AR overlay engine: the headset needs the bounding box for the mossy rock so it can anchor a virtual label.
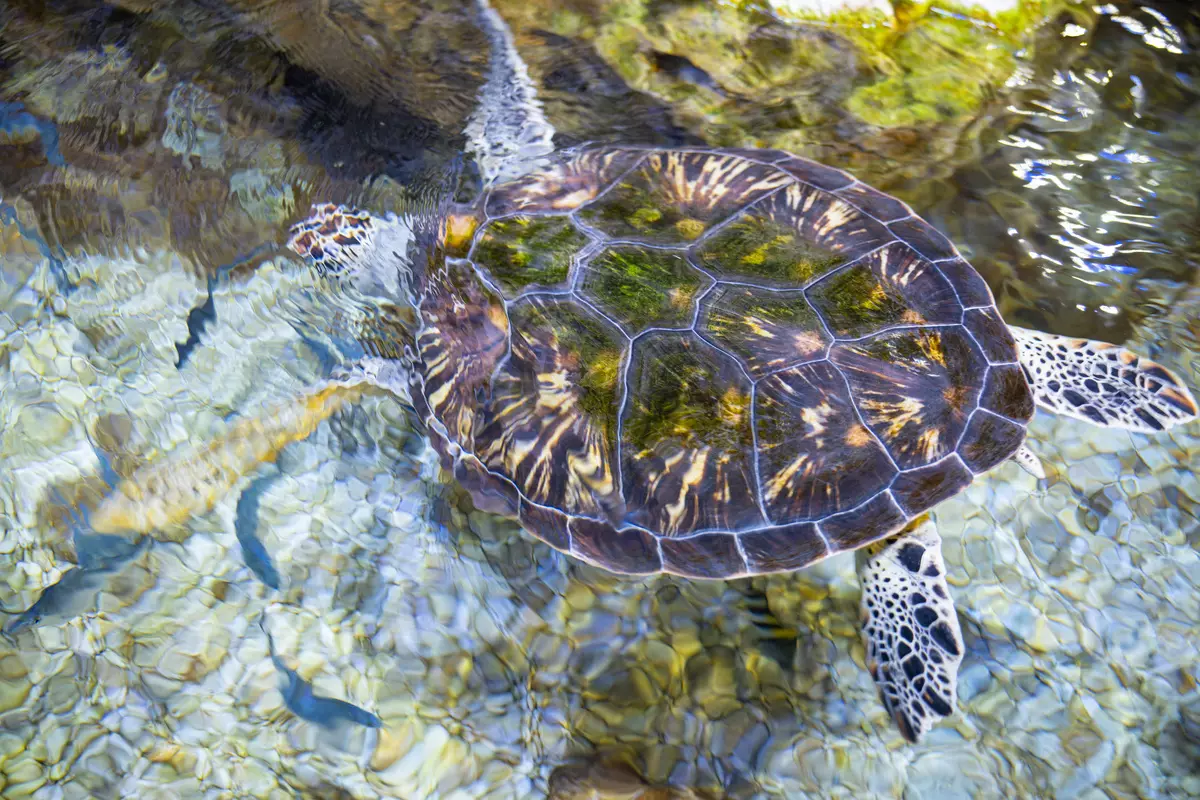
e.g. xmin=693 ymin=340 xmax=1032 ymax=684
xmin=494 ymin=0 xmax=1096 ymax=191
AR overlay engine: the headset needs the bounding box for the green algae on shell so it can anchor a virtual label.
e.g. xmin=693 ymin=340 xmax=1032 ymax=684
xmin=473 ymin=215 xmax=591 ymax=294
xmin=621 ymin=335 xmax=753 ymax=458
xmin=580 ymin=246 xmax=706 ymax=333
xmin=807 ymin=262 xmax=914 ymax=337
xmin=507 ymin=299 xmax=626 ymax=440
xmin=693 ymin=206 xmax=846 ymax=286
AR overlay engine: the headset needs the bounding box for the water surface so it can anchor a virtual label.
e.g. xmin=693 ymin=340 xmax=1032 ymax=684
xmin=0 ymin=1 xmax=1197 ymax=798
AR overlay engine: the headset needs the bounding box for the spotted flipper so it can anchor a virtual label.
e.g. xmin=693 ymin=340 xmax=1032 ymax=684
xmin=857 ymin=519 xmax=962 ymax=743
xmin=1010 ymin=326 xmax=1198 ymax=432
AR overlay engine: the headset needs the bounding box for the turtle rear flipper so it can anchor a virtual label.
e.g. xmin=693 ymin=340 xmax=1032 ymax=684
xmin=857 ymin=519 xmax=963 ymax=742
xmin=1011 ymin=326 xmax=1198 ymax=432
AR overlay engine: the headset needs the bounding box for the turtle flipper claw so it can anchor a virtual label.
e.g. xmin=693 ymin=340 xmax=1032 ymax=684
xmin=1012 ymin=444 xmax=1046 ymax=480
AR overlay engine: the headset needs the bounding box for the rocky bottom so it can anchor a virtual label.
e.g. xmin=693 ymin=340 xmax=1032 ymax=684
xmin=0 ymin=228 xmax=1197 ymax=799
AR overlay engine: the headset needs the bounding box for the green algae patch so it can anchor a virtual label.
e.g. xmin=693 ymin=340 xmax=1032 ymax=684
xmin=843 ymin=14 xmax=1011 ymax=128
xmin=496 ymin=0 xmax=1094 ymax=187
xmin=695 ymin=209 xmax=845 ymax=287
xmin=581 ymin=246 xmax=706 ymax=333
xmin=510 ymin=299 xmax=626 ymax=440
xmin=623 ymin=336 xmax=753 ymax=457
xmin=473 ymin=215 xmax=589 ymax=295
xmin=809 ymin=263 xmax=913 ymax=339
xmin=766 ymin=0 xmax=1093 ymax=130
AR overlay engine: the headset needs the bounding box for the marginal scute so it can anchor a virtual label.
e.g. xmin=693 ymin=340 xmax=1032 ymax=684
xmin=957 ymin=409 xmax=1027 ymax=473
xmin=418 ymin=260 xmax=509 ymax=450
xmin=807 ymin=243 xmax=961 ymax=339
xmin=833 ymin=327 xmax=986 ymax=469
xmin=569 ymin=518 xmax=662 ymax=575
xmin=621 ymin=335 xmax=762 ymax=535
xmin=777 ymin=156 xmax=856 ymax=191
xmin=578 ymin=151 xmax=793 ymax=244
xmin=739 ymin=522 xmax=828 ymax=573
xmin=518 ymin=499 xmax=571 ymax=552
xmin=471 ymin=215 xmax=590 ymax=295
xmin=716 ymin=147 xmax=793 ymax=164
xmin=660 ymin=533 xmax=746 ymax=579
xmin=474 ymin=297 xmax=624 ymax=518
xmin=755 ymin=362 xmax=897 ymax=524
xmin=890 ymin=456 xmax=973 ymax=517
xmin=579 ymin=246 xmax=707 ymax=334
xmin=980 ymin=364 xmax=1036 ymax=423
xmin=835 ymin=182 xmax=912 ymax=223
xmin=964 ymin=307 xmax=1020 ymax=363
xmin=486 ymin=147 xmax=642 ymax=216
xmin=819 ymin=491 xmax=907 ymax=552
xmin=452 ymin=457 xmax=519 ymax=517
xmin=889 ymin=216 xmax=957 ymax=261
xmin=936 ymin=258 xmax=994 ymax=308
xmin=697 ymin=285 xmax=830 ymax=378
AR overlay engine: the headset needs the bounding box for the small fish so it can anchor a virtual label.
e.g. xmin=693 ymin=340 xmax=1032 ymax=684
xmin=73 ymin=532 xmax=143 ymax=571
xmin=3 ymin=568 xmax=106 ymax=634
xmin=2 ymin=476 xmax=148 ymax=635
xmin=234 ymin=471 xmax=283 ymax=590
xmin=3 ymin=537 xmax=147 ymax=634
xmin=90 ymin=379 xmax=368 ymax=537
xmin=742 ymin=587 xmax=798 ymax=669
xmin=274 ymin=662 xmax=383 ymax=730
xmin=651 ymin=52 xmax=731 ymax=98
xmin=175 ymin=278 xmax=216 ymax=368
xmin=262 ymin=622 xmax=381 ymax=730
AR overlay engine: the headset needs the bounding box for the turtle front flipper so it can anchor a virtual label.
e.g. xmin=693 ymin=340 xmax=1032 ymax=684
xmin=1010 ymin=326 xmax=1198 ymax=431
xmin=857 ymin=518 xmax=963 ymax=742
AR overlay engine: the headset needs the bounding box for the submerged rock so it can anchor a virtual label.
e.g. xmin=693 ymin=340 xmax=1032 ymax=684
xmin=492 ymin=0 xmax=1096 ymax=188
xmin=549 ymin=757 xmax=712 ymax=799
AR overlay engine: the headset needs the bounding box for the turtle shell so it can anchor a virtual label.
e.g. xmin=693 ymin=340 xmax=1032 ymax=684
xmin=414 ymin=147 xmax=1034 ymax=578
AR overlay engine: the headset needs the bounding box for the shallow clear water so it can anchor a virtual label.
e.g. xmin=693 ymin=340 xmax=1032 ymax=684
xmin=0 ymin=1 xmax=1197 ymax=798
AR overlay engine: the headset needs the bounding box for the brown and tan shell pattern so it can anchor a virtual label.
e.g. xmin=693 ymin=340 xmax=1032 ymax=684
xmin=414 ymin=147 xmax=1035 ymax=578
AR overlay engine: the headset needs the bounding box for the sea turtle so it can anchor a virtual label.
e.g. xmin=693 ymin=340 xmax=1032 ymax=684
xmin=278 ymin=1 xmax=1199 ymax=743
